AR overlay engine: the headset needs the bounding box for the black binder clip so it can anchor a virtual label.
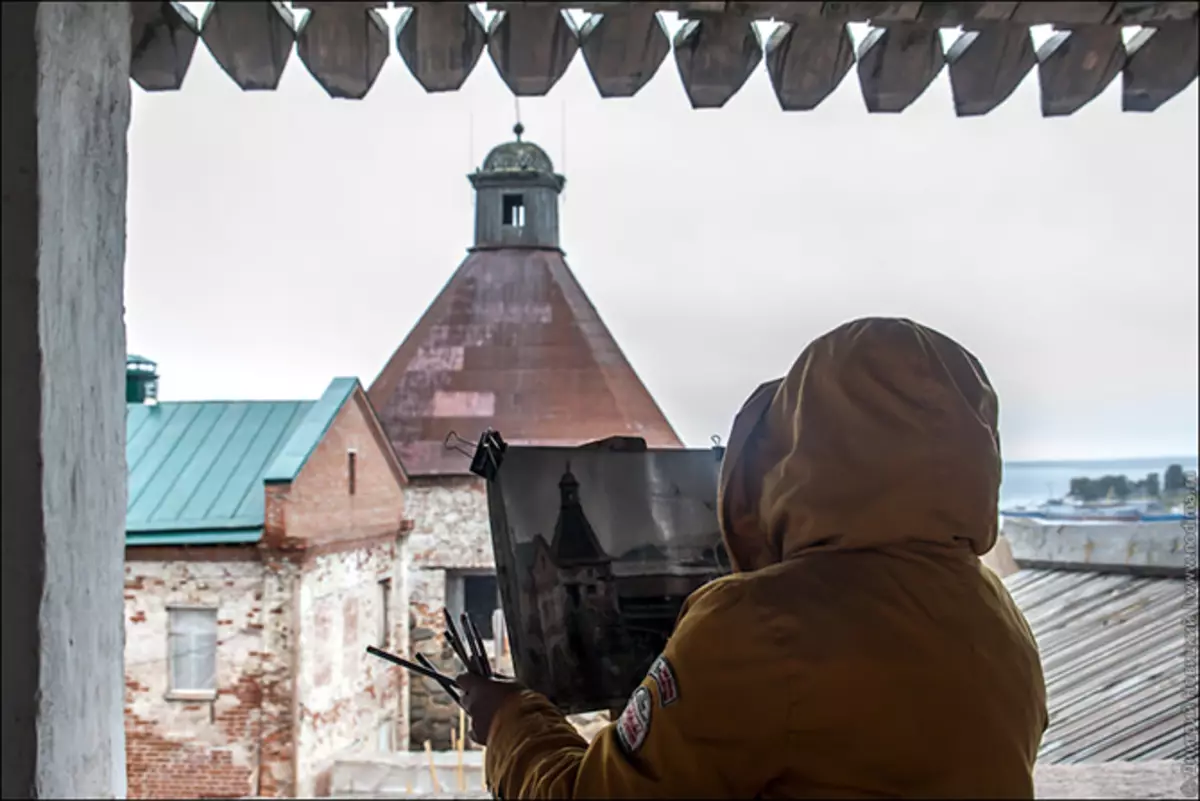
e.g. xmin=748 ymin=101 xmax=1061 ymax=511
xmin=711 ymin=434 xmax=726 ymax=462
xmin=471 ymin=429 xmax=507 ymax=480
xmin=443 ymin=429 xmax=507 ymax=480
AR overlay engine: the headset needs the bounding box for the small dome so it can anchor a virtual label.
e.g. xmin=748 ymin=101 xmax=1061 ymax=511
xmin=126 ymin=354 xmax=157 ymax=369
xmin=480 ymin=123 xmax=554 ymax=175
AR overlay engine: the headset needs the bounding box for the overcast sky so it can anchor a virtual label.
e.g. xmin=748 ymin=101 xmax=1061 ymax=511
xmin=125 ymin=7 xmax=1198 ymax=462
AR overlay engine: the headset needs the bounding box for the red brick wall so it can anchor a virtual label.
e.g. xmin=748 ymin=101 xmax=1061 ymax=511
xmin=278 ymin=389 xmax=407 ymax=547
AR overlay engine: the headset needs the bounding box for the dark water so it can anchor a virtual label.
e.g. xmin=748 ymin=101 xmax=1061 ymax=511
xmin=999 ymin=456 xmax=1198 ymax=508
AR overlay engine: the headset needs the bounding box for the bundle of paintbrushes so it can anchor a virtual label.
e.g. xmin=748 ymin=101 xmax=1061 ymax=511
xmin=366 ymin=609 xmax=499 ymax=707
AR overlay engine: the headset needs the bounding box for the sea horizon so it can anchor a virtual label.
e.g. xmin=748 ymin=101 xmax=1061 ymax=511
xmin=998 ymin=454 xmax=1198 ymax=508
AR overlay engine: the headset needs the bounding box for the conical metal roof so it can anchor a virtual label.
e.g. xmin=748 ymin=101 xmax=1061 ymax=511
xmin=368 ymin=248 xmax=682 ymax=476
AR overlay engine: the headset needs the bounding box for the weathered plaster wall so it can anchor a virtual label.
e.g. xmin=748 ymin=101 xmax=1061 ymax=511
xmin=1003 ymin=518 xmax=1189 ymax=573
xmin=1 ymin=3 xmax=131 ymax=797
xmin=295 ymin=543 xmax=406 ymax=797
xmin=257 ymin=554 xmax=302 ymax=798
xmin=124 ymin=554 xmax=265 ymax=799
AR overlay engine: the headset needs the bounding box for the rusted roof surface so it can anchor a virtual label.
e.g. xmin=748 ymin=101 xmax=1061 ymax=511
xmin=368 ymin=248 xmax=682 ymax=476
xmin=1004 ymin=568 xmax=1195 ymax=764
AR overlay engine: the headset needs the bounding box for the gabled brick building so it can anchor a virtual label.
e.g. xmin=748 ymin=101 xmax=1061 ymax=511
xmin=367 ymin=126 xmax=683 ymax=748
xmin=122 ymin=367 xmax=412 ymax=799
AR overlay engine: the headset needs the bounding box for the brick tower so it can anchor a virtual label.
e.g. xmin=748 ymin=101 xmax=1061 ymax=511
xmin=367 ymin=124 xmax=681 ymax=750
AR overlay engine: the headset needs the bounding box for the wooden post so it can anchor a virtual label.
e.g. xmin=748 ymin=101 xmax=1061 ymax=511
xmin=456 ymin=708 xmax=467 ymax=790
xmin=424 ymin=740 xmax=441 ymax=793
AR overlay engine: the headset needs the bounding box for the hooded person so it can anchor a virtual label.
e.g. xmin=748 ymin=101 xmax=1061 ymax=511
xmin=457 ymin=316 xmax=1048 ymax=800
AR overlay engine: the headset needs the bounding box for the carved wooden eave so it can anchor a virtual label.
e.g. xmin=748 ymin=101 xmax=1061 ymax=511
xmin=130 ymin=1 xmax=1199 ymax=115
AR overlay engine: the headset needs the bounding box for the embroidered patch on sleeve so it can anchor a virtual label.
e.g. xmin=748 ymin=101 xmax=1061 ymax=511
xmin=616 ymin=685 xmax=653 ymax=756
xmin=648 ymin=655 xmax=680 ymax=706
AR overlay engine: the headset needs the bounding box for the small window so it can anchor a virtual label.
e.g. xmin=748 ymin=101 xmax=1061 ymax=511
xmin=348 ymin=450 xmax=357 ymax=496
xmin=168 ymin=607 xmax=218 ymax=693
xmin=446 ymin=571 xmax=503 ymax=640
xmin=378 ymin=578 xmax=392 ymax=648
xmin=502 ymin=194 xmax=525 ymax=228
xmin=377 ymin=719 xmax=394 ymax=752
xmin=464 ymin=574 xmax=500 ymax=640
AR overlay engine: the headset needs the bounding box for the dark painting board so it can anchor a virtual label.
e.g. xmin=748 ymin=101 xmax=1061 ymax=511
xmin=486 ymin=443 xmax=729 ymax=714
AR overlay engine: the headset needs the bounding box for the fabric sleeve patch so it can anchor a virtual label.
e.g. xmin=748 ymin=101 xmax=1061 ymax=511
xmin=616 ymin=685 xmax=653 ymax=756
xmin=648 ymin=655 xmax=680 ymax=706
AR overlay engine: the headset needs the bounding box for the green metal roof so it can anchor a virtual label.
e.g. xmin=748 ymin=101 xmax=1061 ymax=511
xmin=263 ymin=378 xmax=358 ymax=483
xmin=125 ymin=378 xmax=362 ymax=546
xmin=126 ymin=529 xmax=264 ymax=547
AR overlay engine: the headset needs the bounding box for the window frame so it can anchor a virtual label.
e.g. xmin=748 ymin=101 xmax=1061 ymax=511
xmin=165 ymin=604 xmax=219 ymax=701
xmin=378 ymin=577 xmax=392 ymax=649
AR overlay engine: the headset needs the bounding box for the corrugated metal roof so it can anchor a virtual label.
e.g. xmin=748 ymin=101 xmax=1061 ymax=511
xmin=368 ymin=249 xmax=682 ymax=476
xmin=126 ymin=399 xmax=315 ymax=540
xmin=1004 ymin=568 xmax=1195 ymax=764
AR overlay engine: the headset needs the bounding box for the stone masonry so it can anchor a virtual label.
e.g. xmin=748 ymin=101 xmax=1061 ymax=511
xmin=403 ymin=476 xmax=499 ymax=750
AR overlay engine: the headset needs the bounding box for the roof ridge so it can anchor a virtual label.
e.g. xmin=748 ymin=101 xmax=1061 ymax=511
xmin=263 ymin=378 xmax=359 ymax=484
xmin=130 ymin=397 xmax=312 ymax=406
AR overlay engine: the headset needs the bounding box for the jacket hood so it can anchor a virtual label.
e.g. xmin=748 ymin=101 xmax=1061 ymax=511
xmin=717 ymin=317 xmax=1001 ymax=572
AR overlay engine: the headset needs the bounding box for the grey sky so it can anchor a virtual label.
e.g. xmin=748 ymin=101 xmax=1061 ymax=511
xmin=126 ymin=8 xmax=1198 ymax=462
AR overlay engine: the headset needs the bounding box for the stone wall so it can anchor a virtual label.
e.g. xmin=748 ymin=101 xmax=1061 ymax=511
xmin=123 ymin=552 xmax=266 ymax=799
xmin=295 ymin=542 xmax=406 ymax=797
xmin=404 ymin=477 xmax=495 ymax=631
xmin=403 ymin=477 xmax=496 ymax=749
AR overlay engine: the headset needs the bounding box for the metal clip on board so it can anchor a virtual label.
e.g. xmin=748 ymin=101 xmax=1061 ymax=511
xmin=711 ymin=434 xmax=726 ymax=461
xmin=443 ymin=429 xmax=508 ymax=481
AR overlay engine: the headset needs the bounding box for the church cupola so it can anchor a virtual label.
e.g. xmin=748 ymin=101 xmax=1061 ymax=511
xmin=469 ymin=123 xmax=564 ymax=250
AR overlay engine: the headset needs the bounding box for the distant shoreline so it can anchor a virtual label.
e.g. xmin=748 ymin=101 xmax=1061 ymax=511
xmin=1003 ymin=455 xmax=1198 ymax=469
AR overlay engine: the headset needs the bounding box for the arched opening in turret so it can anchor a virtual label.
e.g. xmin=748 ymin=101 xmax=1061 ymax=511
xmin=502 ymin=193 xmax=526 ymax=228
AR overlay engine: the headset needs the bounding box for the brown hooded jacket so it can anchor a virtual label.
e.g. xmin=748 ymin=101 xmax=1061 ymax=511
xmin=483 ymin=317 xmax=1047 ymax=799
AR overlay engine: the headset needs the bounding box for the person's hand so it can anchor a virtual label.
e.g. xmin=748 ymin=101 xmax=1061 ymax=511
xmin=457 ymin=673 xmax=524 ymax=745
